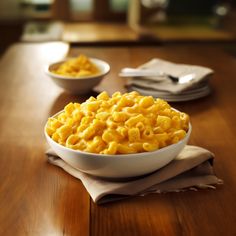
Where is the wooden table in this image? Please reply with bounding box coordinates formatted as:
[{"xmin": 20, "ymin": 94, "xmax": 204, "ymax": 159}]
[
  {"xmin": 141, "ymin": 25, "xmax": 236, "ymax": 43},
  {"xmin": 62, "ymin": 23, "xmax": 157, "ymax": 46},
  {"xmin": 0, "ymin": 42, "xmax": 236, "ymax": 235},
  {"xmin": 61, "ymin": 23, "xmax": 236, "ymax": 45}
]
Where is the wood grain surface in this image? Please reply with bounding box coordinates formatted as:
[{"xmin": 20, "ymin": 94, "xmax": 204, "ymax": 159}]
[
  {"xmin": 62, "ymin": 23, "xmax": 140, "ymax": 44},
  {"xmin": 0, "ymin": 42, "xmax": 236, "ymax": 236}
]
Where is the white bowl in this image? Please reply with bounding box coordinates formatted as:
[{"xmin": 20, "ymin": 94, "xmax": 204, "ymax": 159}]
[
  {"xmin": 45, "ymin": 58, "xmax": 110, "ymax": 94},
  {"xmin": 45, "ymin": 112, "xmax": 192, "ymax": 179}
]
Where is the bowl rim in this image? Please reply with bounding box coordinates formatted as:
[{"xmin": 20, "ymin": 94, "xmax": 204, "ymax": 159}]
[
  {"xmin": 44, "ymin": 110, "xmax": 192, "ymax": 159},
  {"xmin": 45, "ymin": 57, "xmax": 110, "ymax": 80}
]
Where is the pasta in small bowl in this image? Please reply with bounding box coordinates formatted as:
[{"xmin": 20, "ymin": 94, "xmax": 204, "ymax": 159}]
[
  {"xmin": 45, "ymin": 55, "xmax": 110, "ymax": 94},
  {"xmin": 45, "ymin": 91, "xmax": 191, "ymax": 178}
]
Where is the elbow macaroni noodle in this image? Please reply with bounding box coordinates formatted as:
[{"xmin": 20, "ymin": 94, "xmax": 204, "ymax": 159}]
[
  {"xmin": 46, "ymin": 91, "xmax": 190, "ymax": 155},
  {"xmin": 51, "ymin": 54, "xmax": 100, "ymax": 77}
]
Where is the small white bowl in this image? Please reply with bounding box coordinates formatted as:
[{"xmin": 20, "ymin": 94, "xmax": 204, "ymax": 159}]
[
  {"xmin": 45, "ymin": 58, "xmax": 110, "ymax": 94},
  {"xmin": 45, "ymin": 111, "xmax": 192, "ymax": 179}
]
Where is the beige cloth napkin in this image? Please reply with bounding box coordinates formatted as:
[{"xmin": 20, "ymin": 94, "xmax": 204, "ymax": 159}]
[
  {"xmin": 126, "ymin": 58, "xmax": 214, "ymax": 94},
  {"xmin": 46, "ymin": 145, "xmax": 222, "ymax": 204}
]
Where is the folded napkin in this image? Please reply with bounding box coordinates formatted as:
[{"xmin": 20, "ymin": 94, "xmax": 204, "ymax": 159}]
[
  {"xmin": 46, "ymin": 145, "xmax": 222, "ymax": 204},
  {"xmin": 126, "ymin": 58, "xmax": 214, "ymax": 95}
]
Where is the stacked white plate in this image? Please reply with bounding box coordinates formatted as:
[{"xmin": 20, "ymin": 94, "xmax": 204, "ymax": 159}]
[{"xmin": 128, "ymin": 83, "xmax": 211, "ymax": 102}]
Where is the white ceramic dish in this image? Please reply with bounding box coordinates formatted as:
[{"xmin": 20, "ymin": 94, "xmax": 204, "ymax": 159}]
[
  {"xmin": 45, "ymin": 111, "xmax": 192, "ymax": 179},
  {"xmin": 45, "ymin": 58, "xmax": 110, "ymax": 94}
]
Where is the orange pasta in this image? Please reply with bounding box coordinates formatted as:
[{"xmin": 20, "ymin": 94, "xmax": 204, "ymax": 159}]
[{"xmin": 46, "ymin": 91, "xmax": 190, "ymax": 154}]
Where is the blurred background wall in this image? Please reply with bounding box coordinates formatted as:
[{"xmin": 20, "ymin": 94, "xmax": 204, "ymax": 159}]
[{"xmin": 0, "ymin": 0, "xmax": 235, "ymax": 55}]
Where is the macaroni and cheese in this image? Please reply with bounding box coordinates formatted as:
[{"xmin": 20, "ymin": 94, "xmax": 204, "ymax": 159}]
[
  {"xmin": 51, "ymin": 54, "xmax": 100, "ymax": 77},
  {"xmin": 46, "ymin": 91, "xmax": 190, "ymax": 154}
]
